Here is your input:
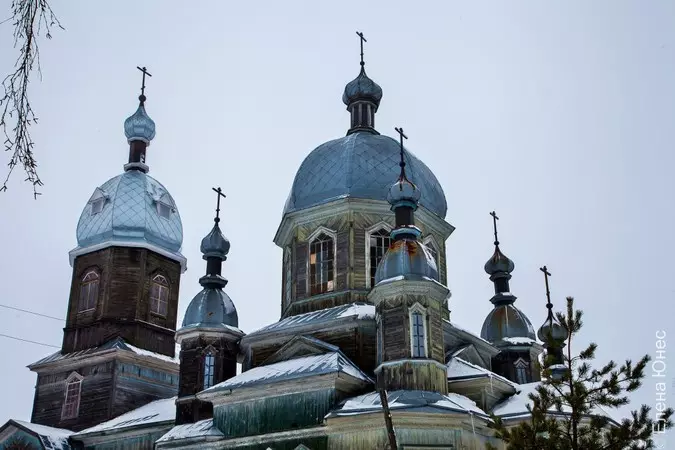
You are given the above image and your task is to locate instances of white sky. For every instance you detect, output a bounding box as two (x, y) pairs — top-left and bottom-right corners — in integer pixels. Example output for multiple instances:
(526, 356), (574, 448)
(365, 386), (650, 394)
(0, 0), (673, 443)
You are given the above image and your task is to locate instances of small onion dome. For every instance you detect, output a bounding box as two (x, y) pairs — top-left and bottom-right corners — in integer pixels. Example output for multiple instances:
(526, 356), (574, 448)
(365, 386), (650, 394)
(537, 317), (567, 342)
(200, 223), (230, 260)
(484, 246), (515, 275)
(124, 102), (156, 144)
(342, 67), (383, 107)
(481, 303), (536, 343)
(387, 178), (421, 208)
(375, 239), (438, 285)
(182, 288), (238, 329)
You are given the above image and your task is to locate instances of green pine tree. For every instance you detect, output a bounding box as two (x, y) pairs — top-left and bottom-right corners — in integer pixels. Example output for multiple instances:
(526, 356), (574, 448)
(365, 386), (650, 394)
(488, 297), (673, 450)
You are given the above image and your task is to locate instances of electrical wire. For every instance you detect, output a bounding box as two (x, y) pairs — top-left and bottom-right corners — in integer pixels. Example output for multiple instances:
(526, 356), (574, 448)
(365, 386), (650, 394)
(0, 303), (64, 321)
(0, 333), (60, 348)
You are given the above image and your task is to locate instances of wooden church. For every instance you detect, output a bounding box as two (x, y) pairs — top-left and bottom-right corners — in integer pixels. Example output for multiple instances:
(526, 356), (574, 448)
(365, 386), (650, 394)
(0, 37), (614, 450)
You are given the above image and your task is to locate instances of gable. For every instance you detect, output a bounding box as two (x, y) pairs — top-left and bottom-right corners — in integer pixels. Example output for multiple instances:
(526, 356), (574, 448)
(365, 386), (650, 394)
(446, 344), (487, 368)
(0, 420), (73, 450)
(263, 336), (339, 365)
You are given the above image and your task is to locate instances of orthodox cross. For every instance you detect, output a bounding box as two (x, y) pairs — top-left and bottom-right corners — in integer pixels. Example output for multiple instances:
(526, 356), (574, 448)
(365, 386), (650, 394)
(212, 187), (226, 223)
(540, 265), (553, 324)
(356, 31), (367, 66)
(394, 126), (408, 178)
(136, 66), (152, 98)
(490, 211), (500, 246)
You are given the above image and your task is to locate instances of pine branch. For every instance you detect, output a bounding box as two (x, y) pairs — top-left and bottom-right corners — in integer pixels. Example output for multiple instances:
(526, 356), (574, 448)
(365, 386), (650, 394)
(1, 0), (63, 198)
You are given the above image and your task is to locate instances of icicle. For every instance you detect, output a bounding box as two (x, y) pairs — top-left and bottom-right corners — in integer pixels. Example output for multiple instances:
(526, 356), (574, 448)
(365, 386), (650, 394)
(470, 411), (476, 436)
(489, 373), (494, 394)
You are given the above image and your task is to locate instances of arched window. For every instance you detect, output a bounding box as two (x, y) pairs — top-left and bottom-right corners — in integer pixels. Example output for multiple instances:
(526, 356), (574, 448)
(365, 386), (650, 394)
(79, 271), (99, 312)
(514, 358), (529, 384)
(409, 304), (428, 358)
(150, 275), (169, 316)
(284, 247), (292, 309)
(309, 233), (334, 295)
(61, 372), (83, 420)
(203, 351), (216, 389)
(369, 228), (391, 288)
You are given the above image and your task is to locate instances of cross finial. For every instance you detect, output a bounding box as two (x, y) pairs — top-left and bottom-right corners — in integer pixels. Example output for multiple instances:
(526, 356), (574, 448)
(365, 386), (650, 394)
(394, 126), (408, 179)
(212, 187), (226, 223)
(356, 31), (367, 66)
(136, 66), (152, 103)
(490, 211), (500, 246)
(540, 265), (554, 323)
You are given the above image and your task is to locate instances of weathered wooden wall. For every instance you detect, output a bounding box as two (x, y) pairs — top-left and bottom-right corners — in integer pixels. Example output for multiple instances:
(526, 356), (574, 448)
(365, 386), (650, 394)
(63, 247), (181, 356)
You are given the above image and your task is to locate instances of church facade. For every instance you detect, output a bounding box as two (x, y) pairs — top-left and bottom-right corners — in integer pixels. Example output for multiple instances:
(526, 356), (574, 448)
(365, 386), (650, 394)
(0, 39), (592, 450)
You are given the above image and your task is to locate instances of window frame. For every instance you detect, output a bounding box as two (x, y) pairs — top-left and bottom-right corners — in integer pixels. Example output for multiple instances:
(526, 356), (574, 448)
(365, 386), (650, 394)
(283, 246), (293, 310)
(61, 372), (83, 420)
(365, 222), (393, 289)
(78, 270), (100, 313)
(203, 348), (216, 390)
(149, 274), (170, 317)
(409, 303), (429, 358)
(514, 357), (529, 384)
(422, 235), (440, 270)
(307, 227), (337, 296)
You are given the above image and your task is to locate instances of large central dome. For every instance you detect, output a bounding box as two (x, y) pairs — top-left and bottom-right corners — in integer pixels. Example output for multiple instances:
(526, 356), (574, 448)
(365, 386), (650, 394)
(283, 131), (447, 218)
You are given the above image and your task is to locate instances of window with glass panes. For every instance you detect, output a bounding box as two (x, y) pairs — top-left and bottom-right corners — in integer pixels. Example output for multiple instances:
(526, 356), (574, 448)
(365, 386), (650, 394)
(411, 311), (426, 357)
(79, 271), (99, 312)
(514, 358), (529, 384)
(150, 275), (169, 316)
(203, 353), (215, 389)
(310, 233), (334, 295)
(369, 228), (391, 288)
(61, 375), (82, 419)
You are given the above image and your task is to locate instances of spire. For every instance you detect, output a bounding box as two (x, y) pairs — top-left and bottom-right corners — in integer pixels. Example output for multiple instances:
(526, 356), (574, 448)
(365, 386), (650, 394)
(124, 66), (156, 172)
(343, 31), (383, 135)
(536, 266), (567, 380)
(387, 127), (422, 241)
(200, 188), (230, 284)
(484, 211), (516, 303)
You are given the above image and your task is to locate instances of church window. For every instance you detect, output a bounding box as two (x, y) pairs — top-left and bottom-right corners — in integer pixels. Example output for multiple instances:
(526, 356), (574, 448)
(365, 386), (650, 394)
(423, 236), (440, 281)
(79, 271), (99, 312)
(309, 233), (334, 295)
(156, 202), (172, 219)
(150, 274), (169, 316)
(369, 228), (391, 288)
(284, 247), (292, 309)
(514, 358), (529, 384)
(91, 198), (105, 215)
(61, 373), (83, 420)
(409, 303), (428, 358)
(203, 352), (216, 389)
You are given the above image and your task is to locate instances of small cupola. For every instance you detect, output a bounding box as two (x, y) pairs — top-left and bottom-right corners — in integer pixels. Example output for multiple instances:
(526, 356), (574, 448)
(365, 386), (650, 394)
(124, 67), (156, 173)
(537, 266), (568, 380)
(343, 32), (383, 135)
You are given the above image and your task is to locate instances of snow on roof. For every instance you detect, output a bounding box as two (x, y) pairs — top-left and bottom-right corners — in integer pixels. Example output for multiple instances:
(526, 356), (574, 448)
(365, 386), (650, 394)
(492, 382), (618, 423)
(249, 303), (374, 335)
(77, 397), (176, 435)
(501, 337), (537, 345)
(12, 420), (72, 450)
(447, 357), (516, 387)
(328, 390), (489, 419)
(202, 352), (372, 393)
(445, 320), (493, 346)
(157, 419), (223, 443)
(124, 342), (180, 364)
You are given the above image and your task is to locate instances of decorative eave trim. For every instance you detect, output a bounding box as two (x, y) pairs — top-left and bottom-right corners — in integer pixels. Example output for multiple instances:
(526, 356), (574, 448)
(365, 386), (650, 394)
(368, 278), (450, 307)
(325, 408), (493, 432)
(374, 358), (447, 374)
(175, 326), (245, 345)
(73, 422), (173, 443)
(69, 241), (187, 273)
(274, 197), (455, 248)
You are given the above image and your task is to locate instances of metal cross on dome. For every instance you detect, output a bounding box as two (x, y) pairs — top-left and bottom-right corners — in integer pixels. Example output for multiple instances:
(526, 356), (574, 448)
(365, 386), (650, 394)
(356, 31), (367, 66)
(490, 211), (500, 246)
(540, 265), (554, 324)
(212, 187), (226, 223)
(136, 66), (152, 99)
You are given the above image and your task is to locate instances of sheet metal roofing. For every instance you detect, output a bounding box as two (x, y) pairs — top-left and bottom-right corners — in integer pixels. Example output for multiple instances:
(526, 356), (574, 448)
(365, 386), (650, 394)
(77, 397), (176, 435)
(248, 303), (375, 335)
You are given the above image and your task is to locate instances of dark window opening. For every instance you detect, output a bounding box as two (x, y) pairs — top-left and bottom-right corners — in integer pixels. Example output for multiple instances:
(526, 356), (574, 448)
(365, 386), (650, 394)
(310, 233), (334, 295)
(369, 228), (391, 288)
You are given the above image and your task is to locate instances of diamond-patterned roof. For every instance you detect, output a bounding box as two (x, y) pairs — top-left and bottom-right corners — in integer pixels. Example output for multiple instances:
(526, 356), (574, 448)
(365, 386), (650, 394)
(283, 131), (447, 218)
(76, 170), (183, 253)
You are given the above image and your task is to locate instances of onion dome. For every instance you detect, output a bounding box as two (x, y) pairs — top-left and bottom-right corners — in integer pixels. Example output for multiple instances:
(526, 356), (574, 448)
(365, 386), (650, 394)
(200, 223), (230, 260)
(387, 174), (422, 208)
(484, 246), (515, 276)
(481, 304), (536, 343)
(124, 101), (156, 144)
(374, 239), (438, 284)
(342, 66), (383, 107)
(537, 316), (567, 342)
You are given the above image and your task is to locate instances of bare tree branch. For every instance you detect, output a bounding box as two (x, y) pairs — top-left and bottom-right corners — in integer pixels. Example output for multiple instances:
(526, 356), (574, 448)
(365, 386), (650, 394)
(0, 0), (63, 198)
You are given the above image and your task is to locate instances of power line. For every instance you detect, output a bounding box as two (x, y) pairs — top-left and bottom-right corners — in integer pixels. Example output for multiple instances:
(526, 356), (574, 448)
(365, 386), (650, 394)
(0, 333), (60, 349)
(0, 303), (64, 321)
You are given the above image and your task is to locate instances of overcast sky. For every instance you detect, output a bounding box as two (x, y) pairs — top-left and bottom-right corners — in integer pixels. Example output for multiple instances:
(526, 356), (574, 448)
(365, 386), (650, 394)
(0, 0), (673, 442)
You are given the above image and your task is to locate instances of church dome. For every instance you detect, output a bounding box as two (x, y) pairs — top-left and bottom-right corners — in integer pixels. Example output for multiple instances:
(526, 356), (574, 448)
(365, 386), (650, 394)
(182, 288), (238, 329)
(481, 303), (536, 343)
(374, 239), (439, 285)
(201, 223), (230, 260)
(75, 170), (183, 255)
(342, 67), (383, 106)
(283, 132), (447, 218)
(124, 103), (156, 144)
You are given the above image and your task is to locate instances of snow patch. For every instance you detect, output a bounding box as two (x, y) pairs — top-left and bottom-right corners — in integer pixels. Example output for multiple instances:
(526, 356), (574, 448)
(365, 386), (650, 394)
(157, 419), (223, 442)
(13, 421), (72, 450)
(78, 397), (176, 434)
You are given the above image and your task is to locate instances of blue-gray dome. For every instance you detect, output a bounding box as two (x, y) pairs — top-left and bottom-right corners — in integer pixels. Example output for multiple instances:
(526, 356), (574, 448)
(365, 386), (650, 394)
(124, 103), (156, 144)
(538, 316), (567, 342)
(201, 223), (230, 260)
(484, 246), (515, 275)
(375, 239), (439, 285)
(480, 303), (536, 343)
(76, 170), (183, 255)
(284, 132), (447, 218)
(182, 288), (238, 329)
(342, 67), (383, 106)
